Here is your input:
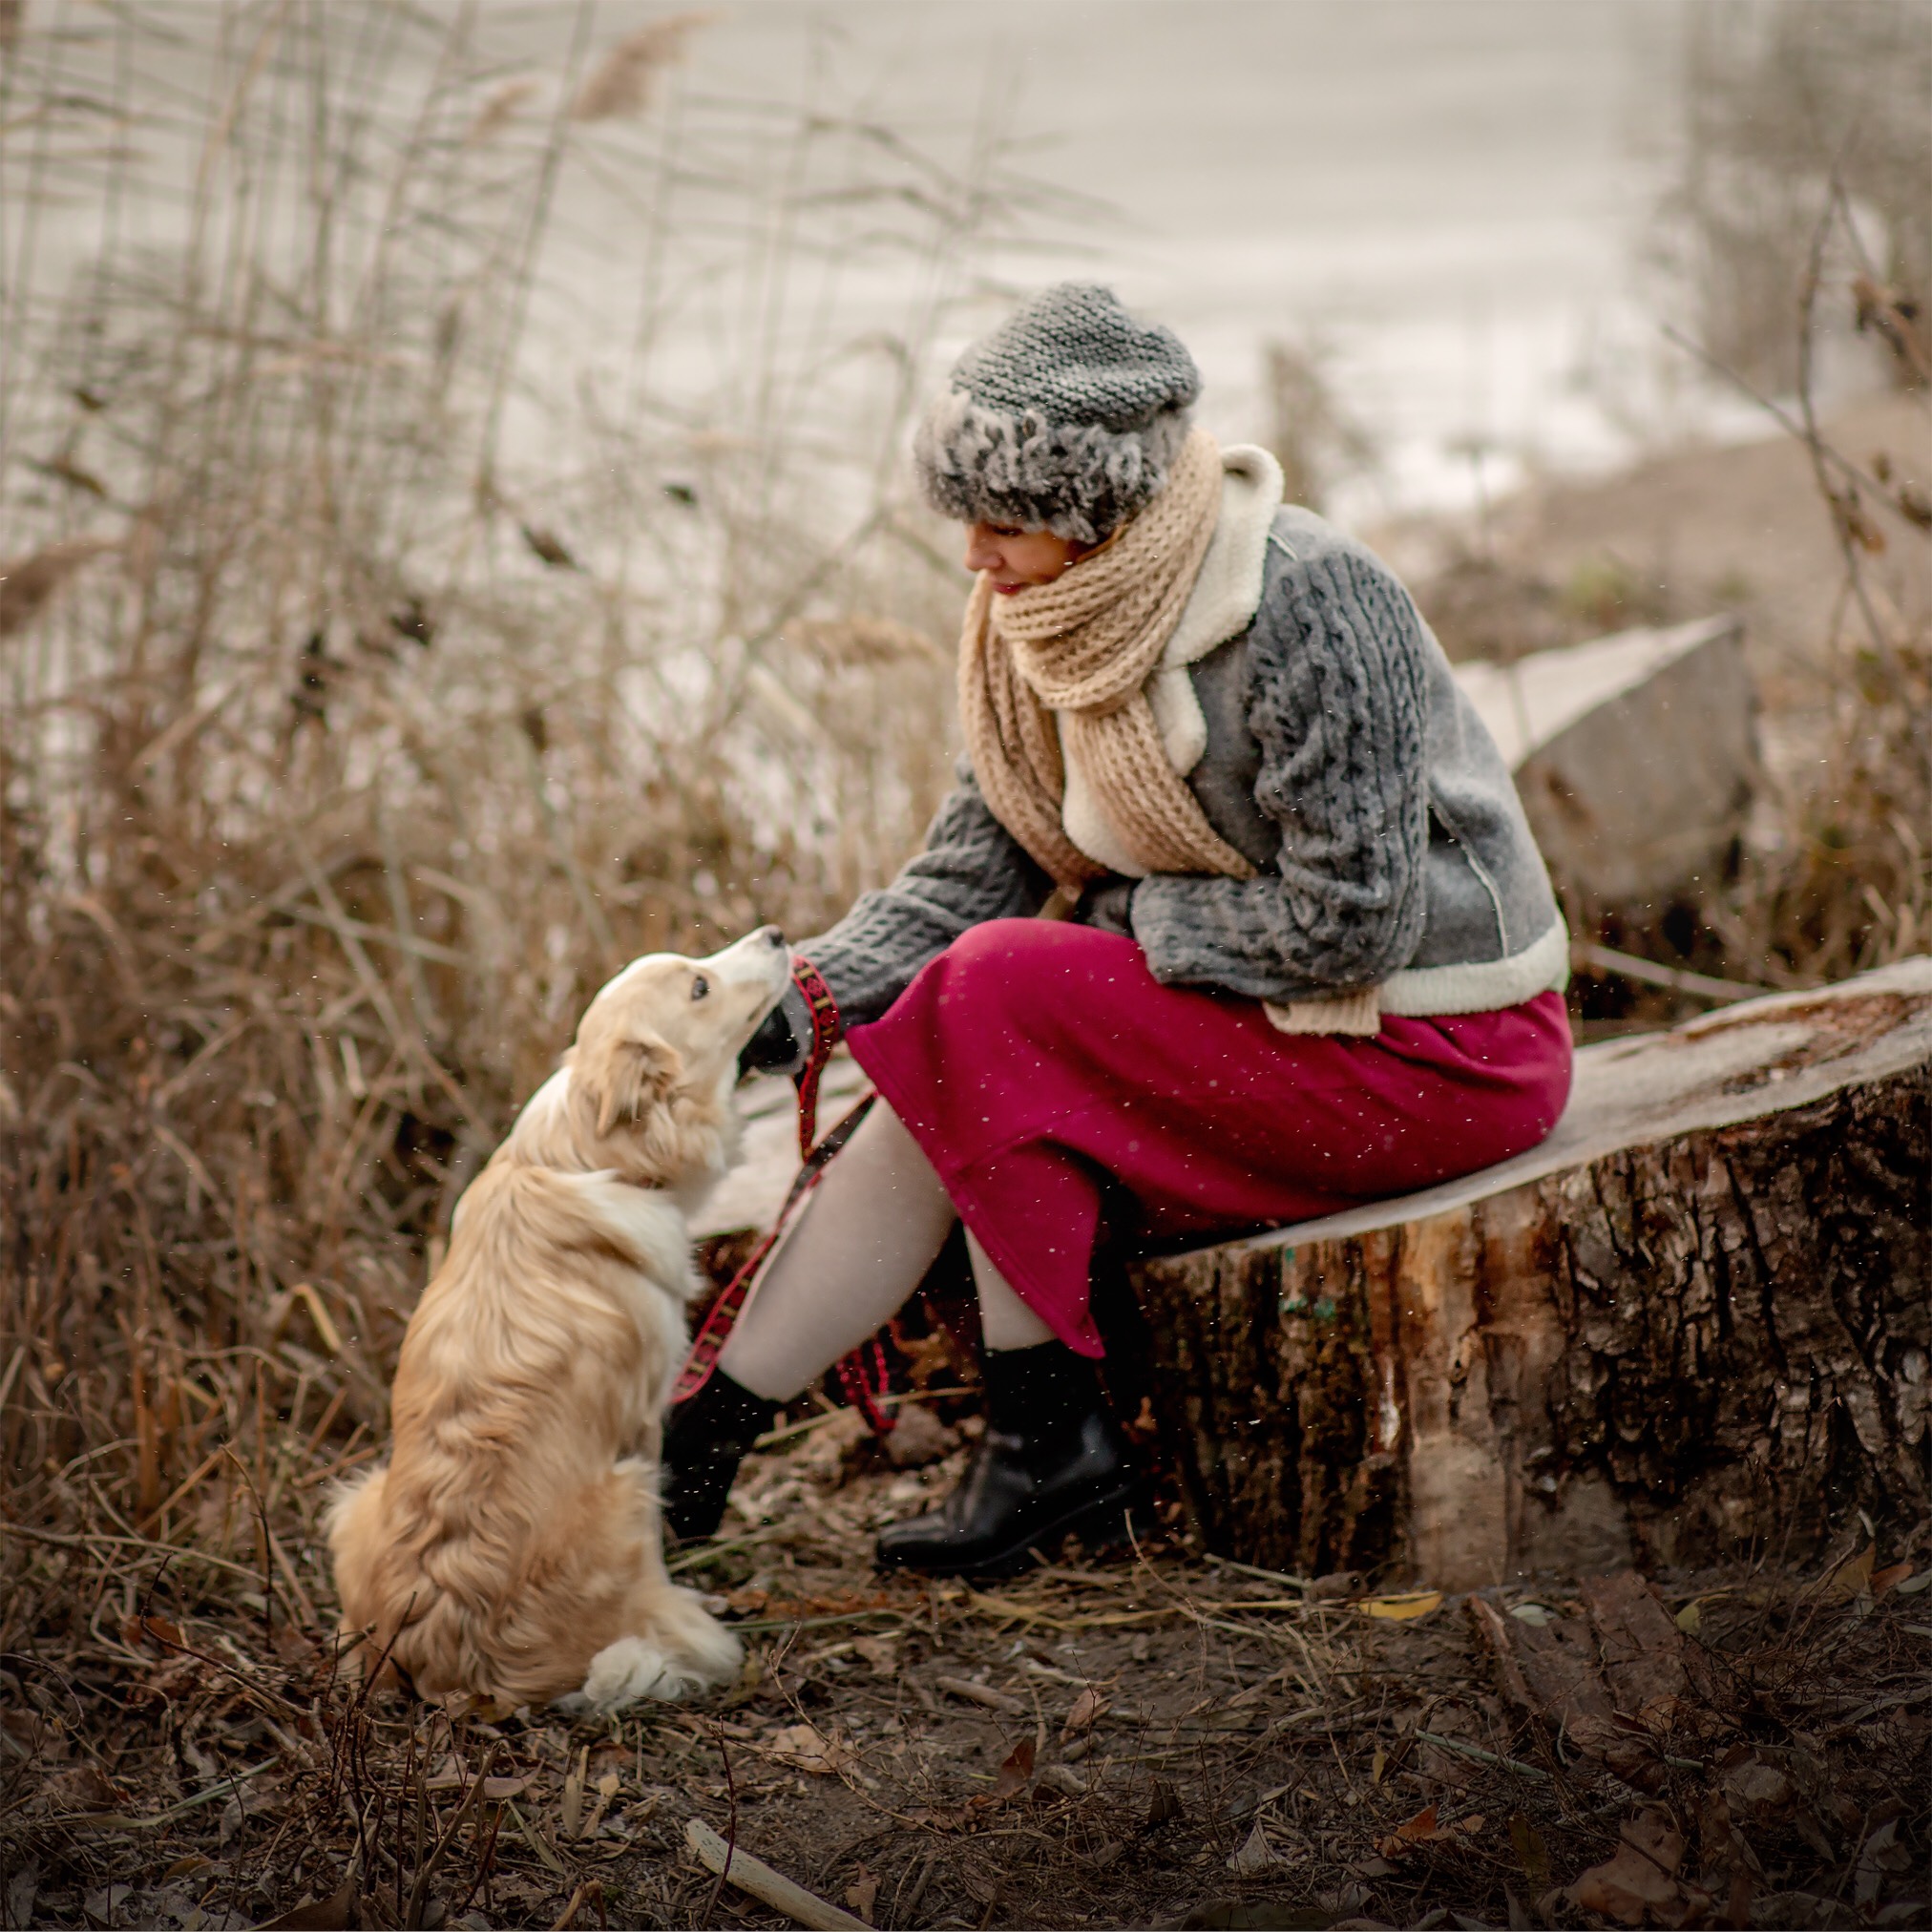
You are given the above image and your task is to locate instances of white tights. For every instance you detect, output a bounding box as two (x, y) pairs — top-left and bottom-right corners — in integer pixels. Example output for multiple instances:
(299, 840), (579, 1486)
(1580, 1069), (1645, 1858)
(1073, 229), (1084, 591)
(714, 1098), (1055, 1402)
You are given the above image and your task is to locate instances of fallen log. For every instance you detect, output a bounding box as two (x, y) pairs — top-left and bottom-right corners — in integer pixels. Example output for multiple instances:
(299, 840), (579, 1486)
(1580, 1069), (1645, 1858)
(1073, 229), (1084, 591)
(1131, 957), (1932, 1589)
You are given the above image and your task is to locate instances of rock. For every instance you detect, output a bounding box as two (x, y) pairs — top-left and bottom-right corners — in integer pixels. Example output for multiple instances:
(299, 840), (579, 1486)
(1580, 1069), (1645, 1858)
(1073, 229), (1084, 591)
(1450, 614), (1759, 908)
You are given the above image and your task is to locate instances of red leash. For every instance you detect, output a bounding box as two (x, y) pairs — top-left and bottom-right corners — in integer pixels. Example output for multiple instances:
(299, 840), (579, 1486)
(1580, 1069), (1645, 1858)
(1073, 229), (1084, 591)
(788, 956), (843, 1161)
(671, 960), (896, 1436)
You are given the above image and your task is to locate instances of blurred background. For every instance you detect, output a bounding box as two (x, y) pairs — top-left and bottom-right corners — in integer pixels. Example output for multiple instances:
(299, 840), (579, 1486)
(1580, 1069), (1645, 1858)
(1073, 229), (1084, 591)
(0, 8), (1927, 1880)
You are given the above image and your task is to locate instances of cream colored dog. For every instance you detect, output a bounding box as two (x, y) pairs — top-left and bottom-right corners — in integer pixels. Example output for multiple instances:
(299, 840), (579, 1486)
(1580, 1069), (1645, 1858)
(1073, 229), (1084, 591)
(327, 926), (790, 1713)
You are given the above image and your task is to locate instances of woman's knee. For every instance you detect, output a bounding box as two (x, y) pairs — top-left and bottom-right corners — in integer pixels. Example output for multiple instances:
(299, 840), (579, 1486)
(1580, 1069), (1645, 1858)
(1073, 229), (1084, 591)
(931, 917), (1128, 1016)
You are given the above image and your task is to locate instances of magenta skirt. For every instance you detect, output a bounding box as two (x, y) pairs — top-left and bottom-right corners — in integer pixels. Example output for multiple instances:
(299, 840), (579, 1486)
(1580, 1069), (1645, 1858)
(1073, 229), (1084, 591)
(845, 919), (1572, 1357)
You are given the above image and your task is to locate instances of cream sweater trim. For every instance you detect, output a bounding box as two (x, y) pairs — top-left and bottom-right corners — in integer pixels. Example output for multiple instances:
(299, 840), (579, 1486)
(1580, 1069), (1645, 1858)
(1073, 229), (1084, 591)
(1262, 916), (1570, 1036)
(1377, 913), (1571, 1015)
(1060, 445), (1283, 877)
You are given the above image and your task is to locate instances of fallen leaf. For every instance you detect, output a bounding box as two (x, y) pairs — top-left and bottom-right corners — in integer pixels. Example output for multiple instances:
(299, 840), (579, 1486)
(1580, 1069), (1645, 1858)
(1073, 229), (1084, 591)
(422, 1757), (529, 1799)
(1894, 1568), (1932, 1596)
(852, 1634), (901, 1675)
(1362, 1590), (1443, 1621)
(1146, 1777), (1186, 1827)
(766, 1722), (857, 1775)
(1227, 1819), (1279, 1874)
(1510, 1812), (1549, 1888)
(1510, 1603), (1554, 1628)
(4, 1870), (34, 1932)
(561, 1746), (586, 1838)
(989, 1736), (1036, 1805)
(218, 1780), (281, 1845)
(1721, 1756), (1792, 1816)
(1581, 1571), (1716, 1743)
(1855, 1817), (1911, 1912)
(1376, 1803), (1441, 1856)
(1673, 1601), (1702, 1635)
(259, 1868), (359, 1930)
(121, 1613), (186, 1649)
(46, 1766), (123, 1813)
(844, 1863), (879, 1924)
(1061, 1686), (1109, 1736)
(1819, 1543), (1876, 1602)
(1870, 1561), (1914, 1598)
(1459, 1813), (1487, 1835)
(1565, 1809), (1704, 1926)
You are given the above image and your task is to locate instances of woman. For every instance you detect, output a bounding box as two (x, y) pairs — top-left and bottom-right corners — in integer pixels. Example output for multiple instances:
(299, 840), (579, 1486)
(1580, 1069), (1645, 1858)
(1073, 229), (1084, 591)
(664, 284), (1571, 1575)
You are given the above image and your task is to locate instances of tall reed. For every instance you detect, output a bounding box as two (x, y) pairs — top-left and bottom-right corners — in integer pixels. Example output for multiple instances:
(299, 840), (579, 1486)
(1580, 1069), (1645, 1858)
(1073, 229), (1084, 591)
(0, 2), (1074, 1595)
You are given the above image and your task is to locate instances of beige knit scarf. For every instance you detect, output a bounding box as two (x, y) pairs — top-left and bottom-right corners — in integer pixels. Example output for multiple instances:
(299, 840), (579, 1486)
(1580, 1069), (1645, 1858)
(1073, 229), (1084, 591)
(957, 428), (1258, 890)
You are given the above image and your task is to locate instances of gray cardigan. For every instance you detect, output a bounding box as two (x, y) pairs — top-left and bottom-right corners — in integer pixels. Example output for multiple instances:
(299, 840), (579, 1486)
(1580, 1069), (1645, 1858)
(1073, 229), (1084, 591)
(775, 507), (1564, 1058)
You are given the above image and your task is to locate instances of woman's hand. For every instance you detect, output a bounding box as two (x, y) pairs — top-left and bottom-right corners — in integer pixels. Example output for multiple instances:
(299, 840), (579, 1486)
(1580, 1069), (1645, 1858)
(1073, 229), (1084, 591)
(1078, 878), (1137, 937)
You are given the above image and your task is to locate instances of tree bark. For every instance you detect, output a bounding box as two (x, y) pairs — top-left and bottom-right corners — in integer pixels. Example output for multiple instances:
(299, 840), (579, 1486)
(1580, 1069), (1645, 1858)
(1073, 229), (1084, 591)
(1130, 958), (1932, 1589)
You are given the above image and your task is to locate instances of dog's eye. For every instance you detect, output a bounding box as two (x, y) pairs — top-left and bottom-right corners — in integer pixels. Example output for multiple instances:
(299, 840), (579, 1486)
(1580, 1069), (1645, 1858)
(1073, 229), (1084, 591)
(690, 975), (709, 1000)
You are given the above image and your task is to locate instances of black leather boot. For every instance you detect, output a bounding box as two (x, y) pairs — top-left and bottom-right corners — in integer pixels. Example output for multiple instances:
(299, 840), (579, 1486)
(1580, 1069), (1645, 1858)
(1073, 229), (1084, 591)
(661, 1370), (775, 1543)
(874, 1343), (1138, 1578)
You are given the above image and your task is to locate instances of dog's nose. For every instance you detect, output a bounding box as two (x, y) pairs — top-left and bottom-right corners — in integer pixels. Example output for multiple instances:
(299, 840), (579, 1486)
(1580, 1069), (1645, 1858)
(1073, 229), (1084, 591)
(755, 924), (786, 949)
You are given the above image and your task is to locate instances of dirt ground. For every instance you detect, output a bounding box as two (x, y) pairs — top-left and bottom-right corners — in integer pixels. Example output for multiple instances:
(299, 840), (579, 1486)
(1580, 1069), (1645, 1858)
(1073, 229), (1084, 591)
(5, 1399), (1928, 1932)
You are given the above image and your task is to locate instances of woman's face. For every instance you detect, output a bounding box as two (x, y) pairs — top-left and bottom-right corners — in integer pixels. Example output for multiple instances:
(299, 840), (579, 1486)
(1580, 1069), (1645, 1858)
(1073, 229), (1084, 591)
(964, 521), (1090, 594)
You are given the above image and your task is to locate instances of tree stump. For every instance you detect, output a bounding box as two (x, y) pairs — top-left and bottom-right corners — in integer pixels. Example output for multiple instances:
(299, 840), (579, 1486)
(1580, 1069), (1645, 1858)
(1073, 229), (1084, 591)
(1130, 957), (1932, 1589)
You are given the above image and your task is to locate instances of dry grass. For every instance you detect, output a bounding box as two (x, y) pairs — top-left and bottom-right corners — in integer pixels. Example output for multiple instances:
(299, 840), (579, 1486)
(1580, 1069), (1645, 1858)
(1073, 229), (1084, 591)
(3, 9), (1929, 1928)
(4, 1410), (1927, 1929)
(1657, 0), (1931, 397)
(0, 0), (1025, 1393)
(0, 7), (1066, 1918)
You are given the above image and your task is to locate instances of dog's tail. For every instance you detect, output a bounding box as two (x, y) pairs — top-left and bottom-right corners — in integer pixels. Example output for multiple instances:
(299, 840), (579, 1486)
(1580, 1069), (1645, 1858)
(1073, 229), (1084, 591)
(325, 1466), (483, 1700)
(326, 1464), (403, 1685)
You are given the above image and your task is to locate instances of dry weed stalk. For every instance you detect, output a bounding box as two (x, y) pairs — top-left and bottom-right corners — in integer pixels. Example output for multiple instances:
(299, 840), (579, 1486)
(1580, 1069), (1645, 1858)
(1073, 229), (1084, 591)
(0, 7), (1069, 1915)
(1708, 188), (1932, 986)
(1570, 182), (1932, 1009)
(0, 537), (117, 639)
(571, 13), (711, 122)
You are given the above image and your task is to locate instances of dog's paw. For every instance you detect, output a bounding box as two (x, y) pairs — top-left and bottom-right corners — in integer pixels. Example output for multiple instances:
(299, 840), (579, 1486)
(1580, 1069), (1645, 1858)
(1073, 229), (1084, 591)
(576, 1602), (745, 1713)
(576, 1635), (716, 1712)
(577, 1637), (682, 1712)
(657, 1587), (746, 1686)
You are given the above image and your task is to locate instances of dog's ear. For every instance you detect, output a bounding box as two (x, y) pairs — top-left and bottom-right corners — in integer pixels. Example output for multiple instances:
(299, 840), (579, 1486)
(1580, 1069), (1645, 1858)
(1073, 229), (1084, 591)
(580, 1030), (681, 1138)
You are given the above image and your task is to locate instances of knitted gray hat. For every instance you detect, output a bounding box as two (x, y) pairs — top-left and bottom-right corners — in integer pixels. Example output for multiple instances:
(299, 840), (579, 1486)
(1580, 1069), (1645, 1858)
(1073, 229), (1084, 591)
(913, 283), (1202, 543)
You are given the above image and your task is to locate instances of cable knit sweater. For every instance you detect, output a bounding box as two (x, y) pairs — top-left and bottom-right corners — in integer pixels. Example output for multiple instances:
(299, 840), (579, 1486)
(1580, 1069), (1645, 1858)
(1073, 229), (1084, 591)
(772, 505), (1565, 1061)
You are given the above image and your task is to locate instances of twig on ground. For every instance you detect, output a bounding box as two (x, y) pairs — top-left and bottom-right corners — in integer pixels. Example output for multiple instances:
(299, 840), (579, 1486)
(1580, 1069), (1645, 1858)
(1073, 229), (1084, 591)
(934, 1674), (1027, 1716)
(684, 1817), (871, 1931)
(59, 1760), (282, 1832)
(1415, 1731), (1550, 1781)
